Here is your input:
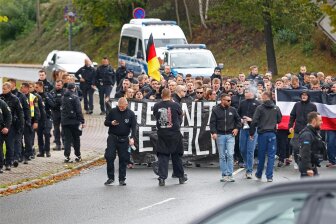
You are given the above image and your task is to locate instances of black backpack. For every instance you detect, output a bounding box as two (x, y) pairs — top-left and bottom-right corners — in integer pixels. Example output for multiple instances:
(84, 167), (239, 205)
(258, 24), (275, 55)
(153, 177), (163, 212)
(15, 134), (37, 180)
(61, 94), (77, 120)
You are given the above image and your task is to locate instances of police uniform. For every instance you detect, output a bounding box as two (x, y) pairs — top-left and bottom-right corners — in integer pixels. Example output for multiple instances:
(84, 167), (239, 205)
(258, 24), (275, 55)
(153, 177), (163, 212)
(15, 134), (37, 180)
(75, 65), (96, 113)
(0, 99), (12, 172)
(104, 105), (136, 184)
(0, 92), (24, 169)
(96, 64), (114, 114)
(50, 88), (65, 150)
(298, 125), (326, 177)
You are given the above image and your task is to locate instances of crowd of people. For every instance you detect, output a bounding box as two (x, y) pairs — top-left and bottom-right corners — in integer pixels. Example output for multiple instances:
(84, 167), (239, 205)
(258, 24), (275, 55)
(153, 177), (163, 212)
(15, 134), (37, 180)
(1, 56), (335, 185)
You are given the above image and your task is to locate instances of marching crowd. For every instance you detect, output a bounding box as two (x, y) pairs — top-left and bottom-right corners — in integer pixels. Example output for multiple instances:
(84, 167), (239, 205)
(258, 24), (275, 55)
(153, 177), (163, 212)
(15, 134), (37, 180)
(1, 57), (335, 185)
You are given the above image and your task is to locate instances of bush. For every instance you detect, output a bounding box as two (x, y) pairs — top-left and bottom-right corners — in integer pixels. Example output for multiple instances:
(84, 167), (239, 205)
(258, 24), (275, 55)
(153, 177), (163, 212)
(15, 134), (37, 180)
(302, 41), (315, 55)
(275, 29), (298, 44)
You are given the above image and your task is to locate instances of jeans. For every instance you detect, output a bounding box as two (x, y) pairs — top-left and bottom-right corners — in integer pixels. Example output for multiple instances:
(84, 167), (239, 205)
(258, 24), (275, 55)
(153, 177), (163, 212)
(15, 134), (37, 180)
(256, 132), (277, 179)
(98, 85), (112, 112)
(327, 130), (336, 164)
(239, 129), (258, 174)
(216, 134), (235, 176)
(82, 87), (94, 111)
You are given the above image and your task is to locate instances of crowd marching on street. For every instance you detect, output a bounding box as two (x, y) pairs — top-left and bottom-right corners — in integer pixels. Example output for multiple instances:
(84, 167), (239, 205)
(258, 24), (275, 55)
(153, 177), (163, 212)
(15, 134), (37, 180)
(1, 58), (335, 187)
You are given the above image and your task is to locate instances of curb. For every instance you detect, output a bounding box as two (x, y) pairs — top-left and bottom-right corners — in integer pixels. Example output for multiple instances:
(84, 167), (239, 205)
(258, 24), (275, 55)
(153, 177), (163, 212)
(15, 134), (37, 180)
(0, 64), (42, 69)
(0, 156), (105, 195)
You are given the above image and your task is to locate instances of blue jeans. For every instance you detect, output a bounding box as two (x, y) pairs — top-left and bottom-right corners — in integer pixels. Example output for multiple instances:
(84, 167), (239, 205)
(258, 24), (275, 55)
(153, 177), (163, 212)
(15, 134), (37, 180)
(239, 129), (258, 174)
(216, 134), (235, 176)
(256, 132), (276, 179)
(327, 131), (336, 164)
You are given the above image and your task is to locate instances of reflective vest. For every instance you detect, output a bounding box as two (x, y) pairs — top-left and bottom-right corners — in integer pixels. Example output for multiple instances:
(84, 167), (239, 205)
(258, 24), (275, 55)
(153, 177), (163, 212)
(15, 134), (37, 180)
(29, 93), (36, 117)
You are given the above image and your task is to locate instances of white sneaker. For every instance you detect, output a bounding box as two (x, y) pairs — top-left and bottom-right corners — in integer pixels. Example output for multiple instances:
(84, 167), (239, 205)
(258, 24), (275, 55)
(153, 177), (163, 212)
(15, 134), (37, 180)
(294, 163), (299, 170)
(227, 176), (235, 182)
(220, 176), (227, 182)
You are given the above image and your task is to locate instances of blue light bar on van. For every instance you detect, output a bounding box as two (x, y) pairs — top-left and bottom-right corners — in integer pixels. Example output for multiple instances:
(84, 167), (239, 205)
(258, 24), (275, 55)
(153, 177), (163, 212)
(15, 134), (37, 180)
(142, 21), (177, 26)
(167, 44), (207, 50)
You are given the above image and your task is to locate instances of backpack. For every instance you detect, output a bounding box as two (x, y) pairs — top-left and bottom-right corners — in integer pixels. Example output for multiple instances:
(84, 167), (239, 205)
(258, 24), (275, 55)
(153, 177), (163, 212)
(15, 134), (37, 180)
(61, 94), (77, 120)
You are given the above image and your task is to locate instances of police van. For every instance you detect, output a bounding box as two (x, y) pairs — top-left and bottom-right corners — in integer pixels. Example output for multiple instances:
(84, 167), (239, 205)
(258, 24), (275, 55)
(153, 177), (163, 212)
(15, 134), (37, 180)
(161, 44), (221, 77)
(118, 18), (187, 75)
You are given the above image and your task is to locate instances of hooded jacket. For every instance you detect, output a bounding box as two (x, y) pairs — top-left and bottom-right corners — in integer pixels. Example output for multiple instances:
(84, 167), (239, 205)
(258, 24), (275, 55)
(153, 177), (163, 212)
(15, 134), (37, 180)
(288, 91), (317, 133)
(249, 100), (282, 135)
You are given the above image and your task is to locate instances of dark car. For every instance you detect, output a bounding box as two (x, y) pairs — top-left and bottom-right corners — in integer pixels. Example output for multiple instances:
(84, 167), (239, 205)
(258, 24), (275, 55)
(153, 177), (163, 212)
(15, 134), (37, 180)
(194, 178), (336, 224)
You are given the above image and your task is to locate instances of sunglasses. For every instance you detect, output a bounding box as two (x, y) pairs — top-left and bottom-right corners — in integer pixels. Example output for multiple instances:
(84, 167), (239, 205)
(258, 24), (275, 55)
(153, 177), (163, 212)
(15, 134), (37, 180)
(196, 92), (203, 94)
(237, 85), (244, 88)
(223, 100), (231, 102)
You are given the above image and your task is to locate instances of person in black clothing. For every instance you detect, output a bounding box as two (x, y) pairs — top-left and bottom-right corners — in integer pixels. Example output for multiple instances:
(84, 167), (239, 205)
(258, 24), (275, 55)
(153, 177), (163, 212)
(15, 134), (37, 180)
(116, 69), (138, 92)
(8, 79), (31, 163)
(246, 65), (262, 84)
(0, 98), (12, 173)
(250, 92), (282, 182)
(153, 89), (188, 186)
(161, 65), (175, 81)
(115, 60), (127, 87)
(299, 112), (325, 177)
(38, 69), (54, 92)
(104, 97), (136, 186)
(96, 57), (115, 115)
(289, 90), (317, 169)
(61, 83), (85, 163)
(50, 80), (65, 151)
(115, 79), (131, 99)
(0, 82), (24, 170)
(172, 85), (191, 104)
(75, 58), (96, 114)
(210, 67), (222, 82)
(34, 81), (53, 157)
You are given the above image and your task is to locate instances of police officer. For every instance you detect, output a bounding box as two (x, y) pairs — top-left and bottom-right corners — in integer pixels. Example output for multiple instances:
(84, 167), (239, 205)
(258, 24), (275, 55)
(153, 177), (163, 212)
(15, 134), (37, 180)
(75, 58), (96, 114)
(35, 81), (54, 157)
(8, 79), (31, 163)
(299, 112), (325, 177)
(0, 98), (12, 173)
(104, 97), (136, 186)
(50, 80), (65, 151)
(20, 82), (40, 162)
(0, 82), (24, 170)
(153, 89), (188, 186)
(96, 57), (114, 115)
(38, 69), (54, 92)
(115, 60), (127, 88)
(61, 83), (85, 163)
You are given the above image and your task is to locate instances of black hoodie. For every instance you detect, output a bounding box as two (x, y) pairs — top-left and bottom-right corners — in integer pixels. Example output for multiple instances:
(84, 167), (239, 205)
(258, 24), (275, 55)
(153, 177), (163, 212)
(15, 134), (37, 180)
(289, 91), (317, 133)
(250, 100), (282, 135)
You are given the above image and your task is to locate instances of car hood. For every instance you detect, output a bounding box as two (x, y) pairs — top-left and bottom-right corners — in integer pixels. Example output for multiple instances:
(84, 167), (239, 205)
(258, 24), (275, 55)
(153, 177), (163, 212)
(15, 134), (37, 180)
(171, 67), (214, 77)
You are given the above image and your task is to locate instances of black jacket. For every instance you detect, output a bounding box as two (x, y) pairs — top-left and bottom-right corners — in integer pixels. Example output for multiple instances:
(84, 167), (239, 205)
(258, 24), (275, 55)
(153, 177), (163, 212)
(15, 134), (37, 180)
(289, 97), (317, 134)
(104, 107), (136, 138)
(96, 64), (115, 86)
(231, 93), (245, 109)
(33, 92), (46, 123)
(12, 89), (31, 127)
(61, 90), (85, 126)
(38, 91), (55, 119)
(238, 98), (260, 127)
(0, 93), (24, 131)
(50, 88), (65, 112)
(210, 105), (241, 135)
(299, 125), (326, 173)
(250, 100), (282, 135)
(115, 66), (127, 85)
(75, 65), (96, 89)
(0, 99), (12, 130)
(38, 79), (54, 93)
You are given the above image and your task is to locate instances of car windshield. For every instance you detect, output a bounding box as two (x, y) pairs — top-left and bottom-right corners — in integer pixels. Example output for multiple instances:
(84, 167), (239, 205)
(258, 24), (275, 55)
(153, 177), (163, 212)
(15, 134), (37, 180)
(144, 38), (186, 48)
(170, 51), (216, 69)
(202, 192), (310, 224)
(56, 53), (86, 64)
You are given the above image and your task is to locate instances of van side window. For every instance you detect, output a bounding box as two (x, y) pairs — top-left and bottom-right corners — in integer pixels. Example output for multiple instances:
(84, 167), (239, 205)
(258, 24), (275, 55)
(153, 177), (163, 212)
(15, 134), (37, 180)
(138, 39), (143, 54)
(120, 36), (137, 56)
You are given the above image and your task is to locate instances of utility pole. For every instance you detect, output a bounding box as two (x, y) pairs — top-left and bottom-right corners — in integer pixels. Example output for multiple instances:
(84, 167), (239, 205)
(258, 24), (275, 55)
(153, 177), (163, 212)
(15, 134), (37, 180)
(36, 0), (41, 35)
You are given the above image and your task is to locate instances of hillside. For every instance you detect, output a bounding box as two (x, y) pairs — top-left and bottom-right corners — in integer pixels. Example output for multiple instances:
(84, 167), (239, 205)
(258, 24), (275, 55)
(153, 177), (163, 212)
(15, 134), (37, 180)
(0, 0), (335, 77)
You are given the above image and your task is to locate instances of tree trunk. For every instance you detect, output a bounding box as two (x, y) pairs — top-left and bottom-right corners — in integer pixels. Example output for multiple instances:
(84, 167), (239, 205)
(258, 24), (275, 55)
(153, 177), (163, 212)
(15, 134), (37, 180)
(183, 0), (193, 39)
(263, 0), (278, 75)
(198, 0), (208, 29)
(205, 0), (210, 20)
(175, 0), (180, 25)
(36, 0), (41, 36)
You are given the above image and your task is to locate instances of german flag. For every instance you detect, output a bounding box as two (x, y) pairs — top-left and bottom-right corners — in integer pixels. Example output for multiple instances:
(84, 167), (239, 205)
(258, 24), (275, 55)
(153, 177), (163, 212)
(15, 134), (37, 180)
(146, 33), (161, 81)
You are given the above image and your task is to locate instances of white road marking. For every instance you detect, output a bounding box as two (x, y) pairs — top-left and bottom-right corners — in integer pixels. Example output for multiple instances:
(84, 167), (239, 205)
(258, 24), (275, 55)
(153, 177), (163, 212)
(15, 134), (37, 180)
(233, 168), (245, 176)
(139, 198), (176, 211)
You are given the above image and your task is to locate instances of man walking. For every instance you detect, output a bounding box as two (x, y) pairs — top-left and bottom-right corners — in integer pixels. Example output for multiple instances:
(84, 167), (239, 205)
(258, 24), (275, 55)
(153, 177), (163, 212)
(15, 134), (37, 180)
(0, 98), (12, 173)
(104, 97), (136, 186)
(153, 89), (188, 186)
(250, 92), (282, 182)
(210, 93), (241, 182)
(61, 83), (85, 163)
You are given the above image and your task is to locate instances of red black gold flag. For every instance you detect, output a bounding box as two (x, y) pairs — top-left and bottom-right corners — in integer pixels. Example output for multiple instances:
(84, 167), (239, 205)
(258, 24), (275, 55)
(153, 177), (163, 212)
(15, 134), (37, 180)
(146, 33), (161, 81)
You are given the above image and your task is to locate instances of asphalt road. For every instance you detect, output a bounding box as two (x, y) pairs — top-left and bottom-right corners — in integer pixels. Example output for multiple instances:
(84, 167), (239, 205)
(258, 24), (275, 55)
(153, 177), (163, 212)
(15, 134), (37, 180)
(1, 163), (335, 224)
(0, 66), (40, 82)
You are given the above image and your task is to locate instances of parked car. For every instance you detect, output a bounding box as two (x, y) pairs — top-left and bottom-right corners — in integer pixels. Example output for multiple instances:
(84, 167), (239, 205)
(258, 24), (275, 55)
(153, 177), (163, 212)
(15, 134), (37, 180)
(42, 50), (96, 81)
(194, 178), (336, 224)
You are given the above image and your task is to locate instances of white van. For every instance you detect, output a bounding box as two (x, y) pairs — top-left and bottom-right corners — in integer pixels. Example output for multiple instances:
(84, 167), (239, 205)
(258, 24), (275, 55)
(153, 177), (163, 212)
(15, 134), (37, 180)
(118, 18), (187, 75)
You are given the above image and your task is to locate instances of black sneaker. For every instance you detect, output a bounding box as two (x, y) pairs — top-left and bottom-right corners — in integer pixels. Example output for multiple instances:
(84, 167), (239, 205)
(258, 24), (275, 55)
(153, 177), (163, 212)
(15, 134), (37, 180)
(46, 152), (51, 157)
(64, 157), (73, 163)
(100, 111), (106, 115)
(277, 161), (284, 167)
(104, 178), (114, 185)
(36, 153), (45, 157)
(23, 159), (28, 164)
(88, 110), (93, 115)
(75, 156), (82, 162)
(172, 173), (178, 178)
(13, 160), (19, 168)
(5, 165), (11, 171)
(179, 174), (188, 184)
(53, 145), (61, 151)
(158, 178), (165, 186)
(119, 180), (126, 186)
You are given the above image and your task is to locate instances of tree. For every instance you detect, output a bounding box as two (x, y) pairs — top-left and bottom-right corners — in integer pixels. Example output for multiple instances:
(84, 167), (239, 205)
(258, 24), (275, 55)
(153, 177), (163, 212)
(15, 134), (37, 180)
(198, 0), (208, 29)
(183, 0), (193, 38)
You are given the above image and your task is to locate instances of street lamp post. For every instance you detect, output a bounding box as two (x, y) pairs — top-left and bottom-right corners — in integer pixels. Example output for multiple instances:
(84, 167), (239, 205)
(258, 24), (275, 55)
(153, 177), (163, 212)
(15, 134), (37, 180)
(68, 12), (75, 50)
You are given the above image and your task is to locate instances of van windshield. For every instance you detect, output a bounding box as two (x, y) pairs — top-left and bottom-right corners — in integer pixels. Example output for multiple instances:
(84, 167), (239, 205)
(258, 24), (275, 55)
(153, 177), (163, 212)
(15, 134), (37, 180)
(170, 51), (216, 68)
(144, 38), (187, 48)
